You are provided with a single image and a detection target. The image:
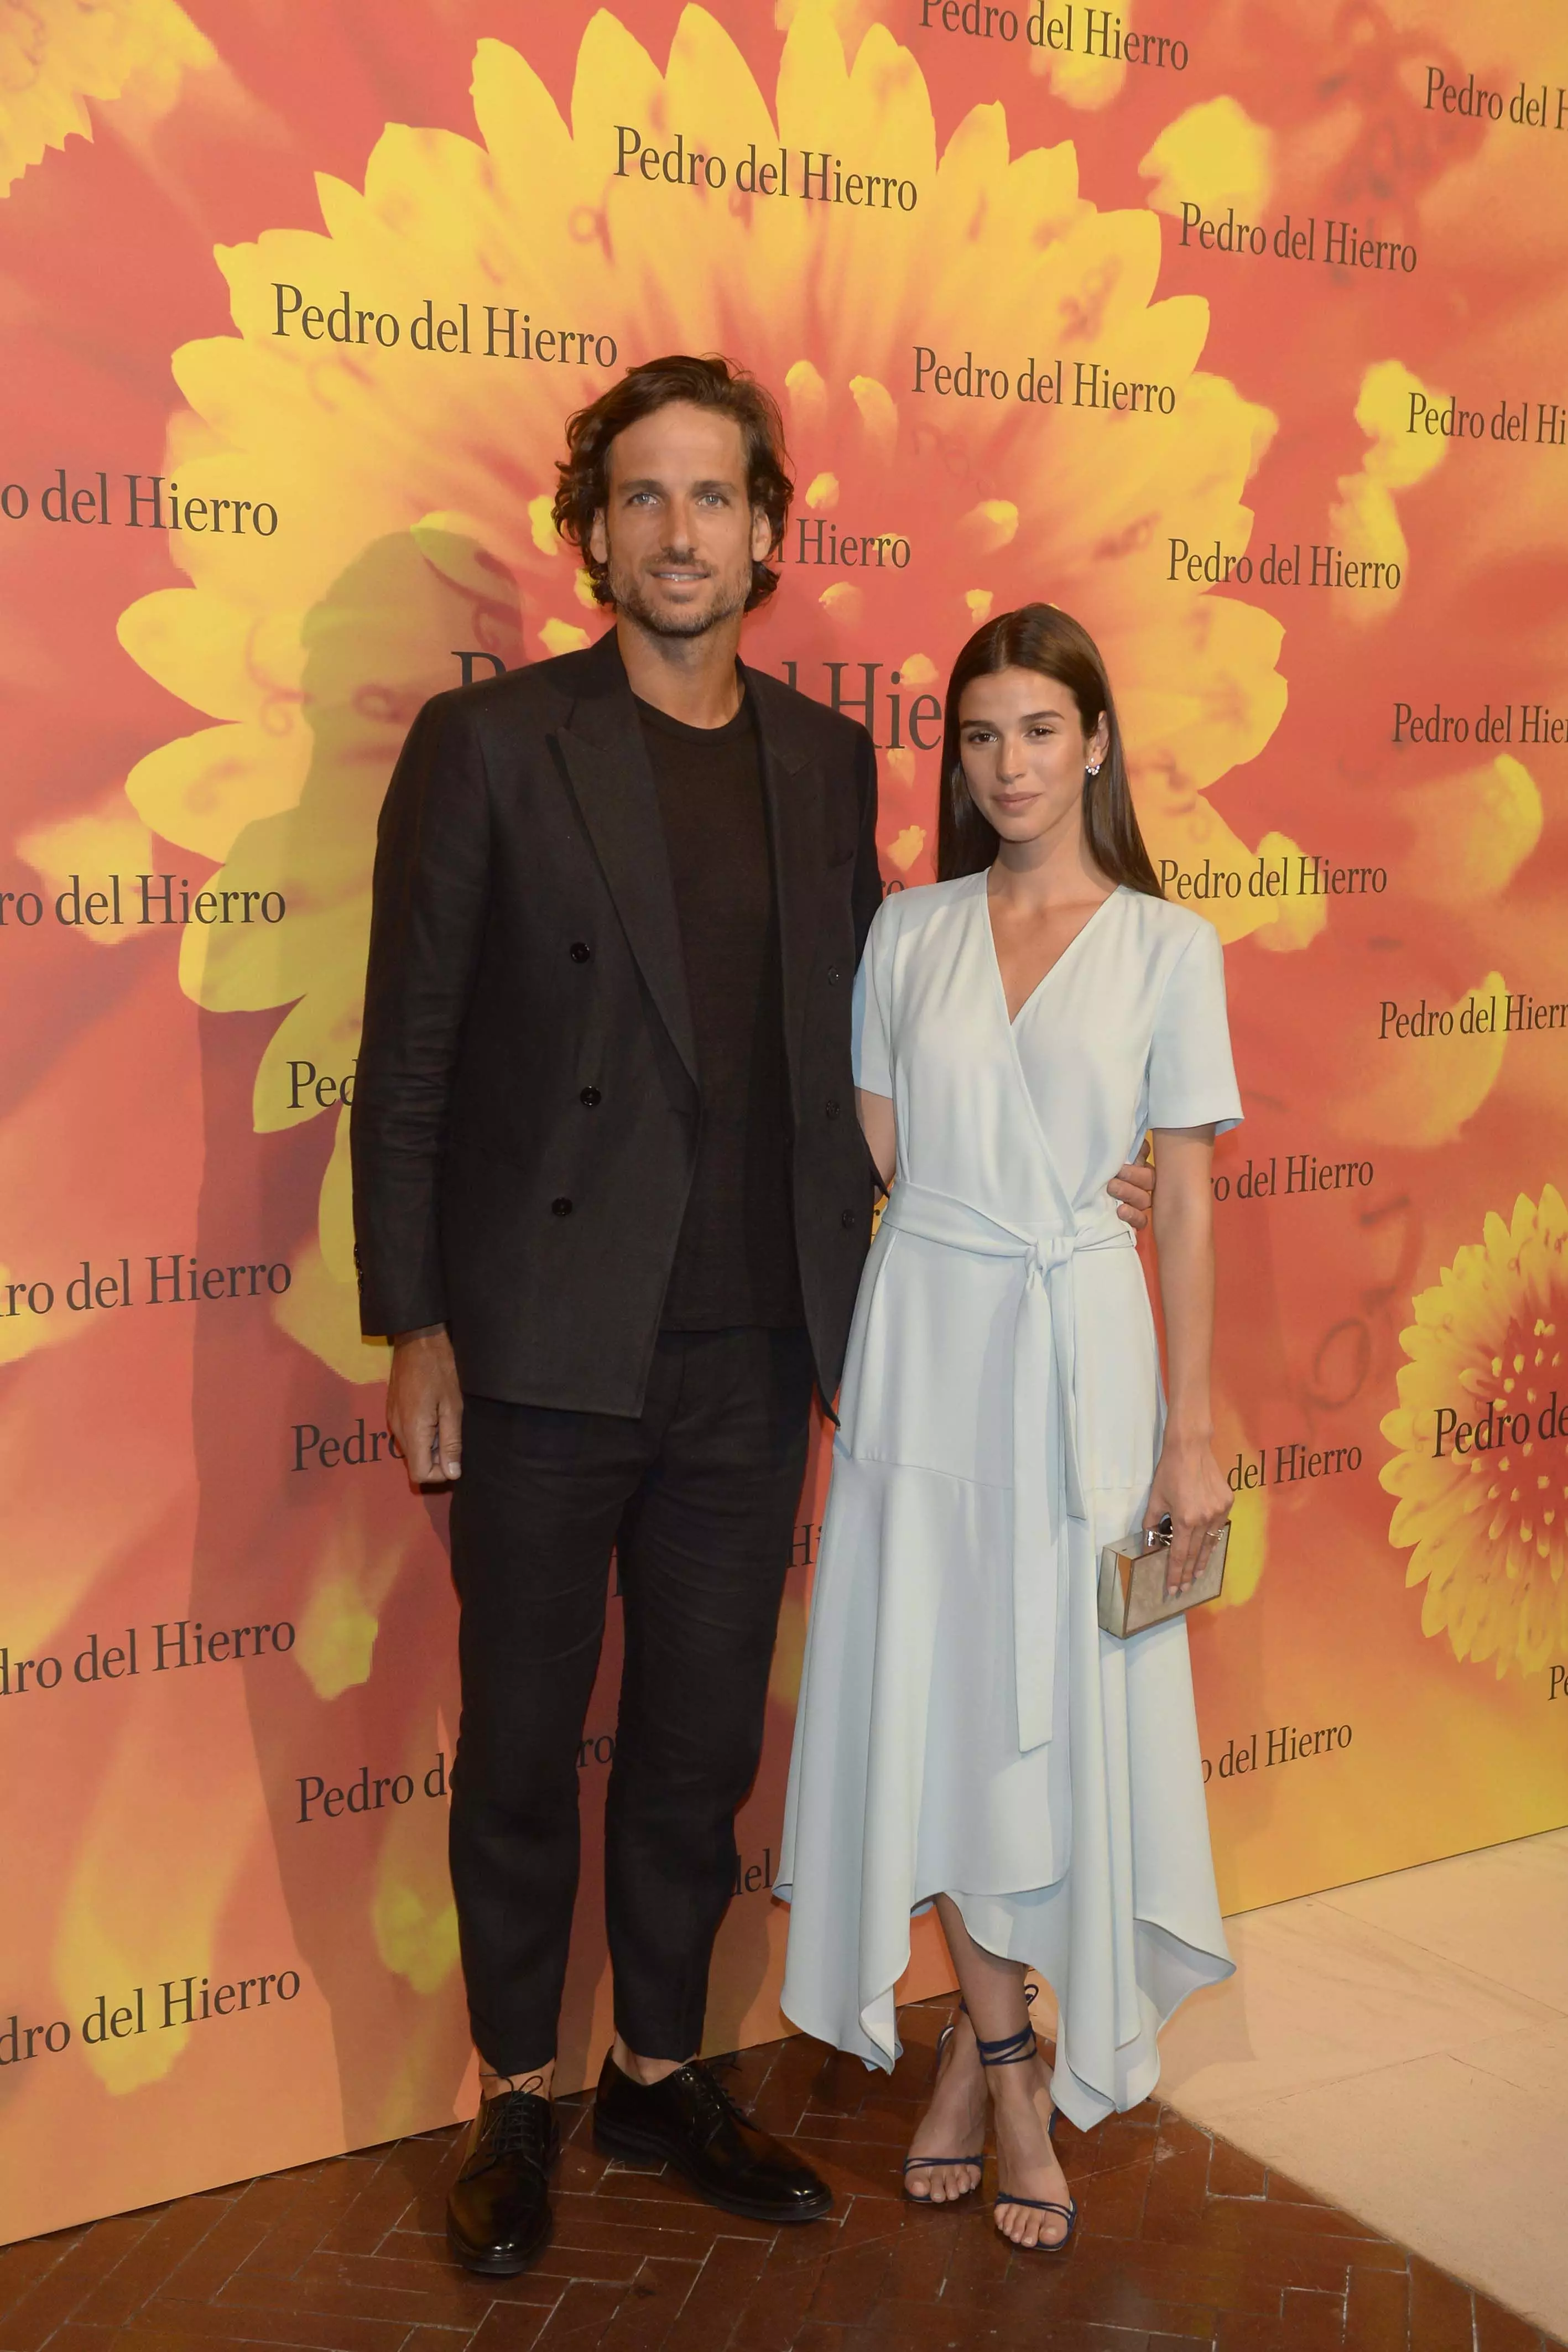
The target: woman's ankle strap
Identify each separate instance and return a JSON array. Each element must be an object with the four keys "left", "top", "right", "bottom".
[{"left": 973, "top": 2021, "right": 1038, "bottom": 2068}]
